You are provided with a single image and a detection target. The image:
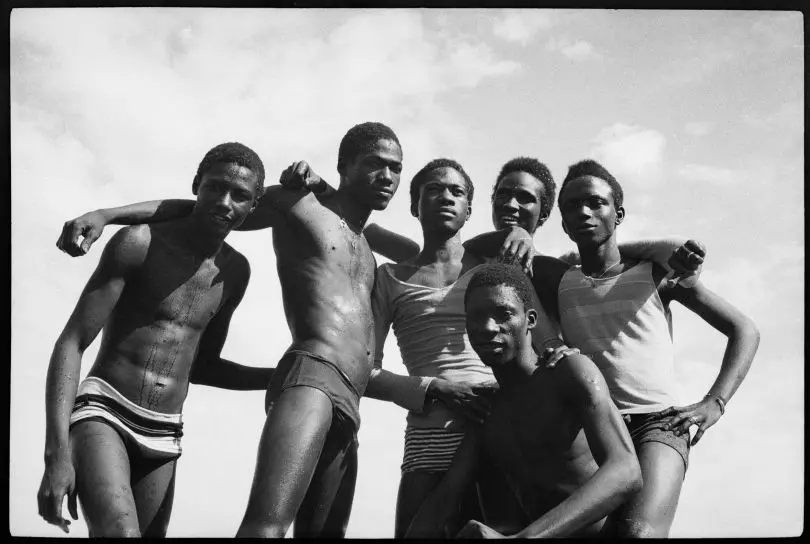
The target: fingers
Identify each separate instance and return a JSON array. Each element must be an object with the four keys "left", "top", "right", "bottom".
[
  {"left": 57, "top": 222, "right": 84, "bottom": 257},
  {"left": 684, "top": 239, "right": 707, "bottom": 259},
  {"left": 691, "top": 426, "right": 706, "bottom": 446},
  {"left": 39, "top": 491, "right": 70, "bottom": 532},
  {"left": 80, "top": 227, "right": 101, "bottom": 254}
]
